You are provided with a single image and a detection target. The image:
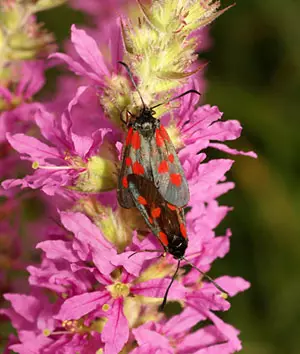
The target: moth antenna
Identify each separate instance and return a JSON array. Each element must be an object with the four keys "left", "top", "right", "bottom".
[
  {"left": 159, "top": 260, "right": 181, "bottom": 311},
  {"left": 150, "top": 89, "right": 201, "bottom": 110},
  {"left": 182, "top": 257, "right": 229, "bottom": 298},
  {"left": 118, "top": 61, "right": 146, "bottom": 108}
]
